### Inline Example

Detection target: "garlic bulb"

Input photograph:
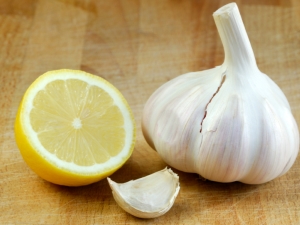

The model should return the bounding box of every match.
[142,3,299,184]
[107,168,180,218]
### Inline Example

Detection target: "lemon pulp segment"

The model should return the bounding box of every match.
[30,79,125,166]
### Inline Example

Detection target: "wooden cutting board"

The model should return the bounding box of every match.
[1,0,299,224]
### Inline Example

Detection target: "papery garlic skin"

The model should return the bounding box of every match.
[107,168,180,218]
[142,3,299,184]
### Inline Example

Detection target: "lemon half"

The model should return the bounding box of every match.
[15,69,135,186]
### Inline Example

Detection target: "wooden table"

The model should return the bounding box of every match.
[1,0,300,224]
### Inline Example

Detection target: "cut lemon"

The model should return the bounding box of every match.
[15,69,135,186]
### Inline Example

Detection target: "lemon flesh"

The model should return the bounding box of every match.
[15,70,135,186]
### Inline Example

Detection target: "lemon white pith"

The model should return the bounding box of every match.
[15,70,135,186]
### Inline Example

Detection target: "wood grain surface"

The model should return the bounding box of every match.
[1,0,300,224]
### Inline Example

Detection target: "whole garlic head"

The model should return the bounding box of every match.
[107,168,180,218]
[142,3,299,184]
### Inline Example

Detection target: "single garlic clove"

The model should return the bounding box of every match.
[107,168,180,219]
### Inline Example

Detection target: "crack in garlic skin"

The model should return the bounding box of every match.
[200,74,226,133]
[142,3,299,184]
